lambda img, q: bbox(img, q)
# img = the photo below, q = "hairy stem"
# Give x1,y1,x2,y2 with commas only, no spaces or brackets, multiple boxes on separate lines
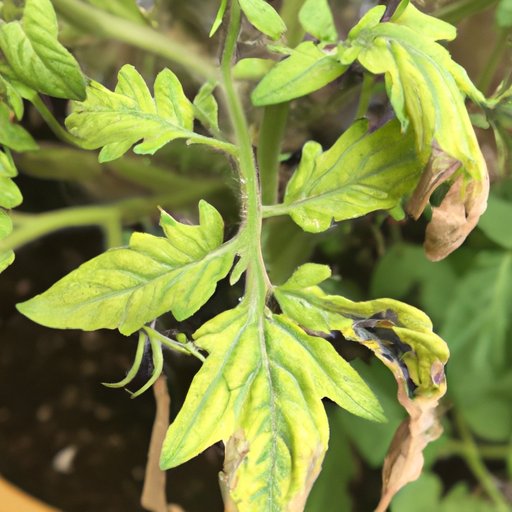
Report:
52,0,217,81
221,1,269,301
257,0,306,205
455,412,510,511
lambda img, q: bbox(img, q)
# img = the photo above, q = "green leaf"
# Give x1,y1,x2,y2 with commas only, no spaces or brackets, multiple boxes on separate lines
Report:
193,81,219,132
0,209,13,239
371,243,457,324
0,75,24,120
210,0,228,36
17,201,236,335
86,0,147,24
0,149,18,178
339,3,486,181
252,41,346,106
0,249,15,273
66,65,196,162
160,304,383,511
299,0,338,42
0,104,38,152
280,119,422,233
478,195,512,249
0,0,86,100
233,58,275,81
497,0,512,28
238,0,287,40
0,177,22,209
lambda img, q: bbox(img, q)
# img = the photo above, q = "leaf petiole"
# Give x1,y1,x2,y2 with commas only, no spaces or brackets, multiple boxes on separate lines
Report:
143,326,206,363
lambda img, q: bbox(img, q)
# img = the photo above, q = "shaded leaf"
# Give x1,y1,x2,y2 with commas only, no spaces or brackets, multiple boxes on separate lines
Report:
0,0,86,100
66,64,195,162
239,0,286,40
0,104,38,152
0,75,24,120
339,4,486,183
161,304,383,511
252,42,346,106
280,119,423,233
17,201,235,335
299,0,338,42
424,172,489,261
497,0,512,28
87,0,147,24
478,195,512,249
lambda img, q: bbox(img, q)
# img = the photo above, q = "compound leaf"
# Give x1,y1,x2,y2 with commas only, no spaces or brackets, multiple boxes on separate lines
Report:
66,64,196,162
252,41,346,106
339,3,486,182
239,0,286,40
160,304,383,511
0,0,86,100
17,201,235,335
280,119,422,233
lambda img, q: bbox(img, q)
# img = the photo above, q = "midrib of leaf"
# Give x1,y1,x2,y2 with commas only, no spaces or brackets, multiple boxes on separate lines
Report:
61,241,233,312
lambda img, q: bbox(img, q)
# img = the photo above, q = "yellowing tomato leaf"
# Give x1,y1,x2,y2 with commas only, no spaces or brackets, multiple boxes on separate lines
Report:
66,64,196,162
339,4,486,183
0,0,86,100
277,119,423,233
160,304,383,511
17,201,236,335
252,41,346,106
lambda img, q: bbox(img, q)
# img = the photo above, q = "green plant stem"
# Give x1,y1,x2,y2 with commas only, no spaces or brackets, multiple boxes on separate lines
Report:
455,412,510,511
478,29,511,95
143,326,206,362
355,73,375,119
29,94,85,147
434,0,498,24
1,194,182,252
441,439,512,460
257,0,306,205
221,1,269,301
51,0,217,81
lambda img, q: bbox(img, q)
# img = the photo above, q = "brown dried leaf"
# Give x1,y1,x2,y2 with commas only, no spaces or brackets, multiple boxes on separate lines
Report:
424,171,489,261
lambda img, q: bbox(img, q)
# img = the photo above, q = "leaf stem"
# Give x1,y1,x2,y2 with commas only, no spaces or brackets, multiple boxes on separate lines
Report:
143,326,206,362
1,193,187,252
434,0,498,24
440,439,512,460
478,28,511,95
355,73,375,119
30,94,86,147
256,0,306,205
455,412,510,511
51,0,218,82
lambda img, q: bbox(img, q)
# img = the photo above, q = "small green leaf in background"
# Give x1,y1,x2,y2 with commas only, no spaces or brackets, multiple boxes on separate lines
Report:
0,0,86,100
440,250,512,442
339,3,486,182
233,58,275,81
17,201,235,335
0,250,15,273
0,210,12,240
0,104,38,152
209,0,228,36
252,41,346,105
280,119,422,233
0,177,22,209
496,0,512,28
66,64,195,162
299,0,338,42
193,80,219,132
0,75,24,120
478,195,512,249
371,243,457,324
238,0,287,40
160,305,383,511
